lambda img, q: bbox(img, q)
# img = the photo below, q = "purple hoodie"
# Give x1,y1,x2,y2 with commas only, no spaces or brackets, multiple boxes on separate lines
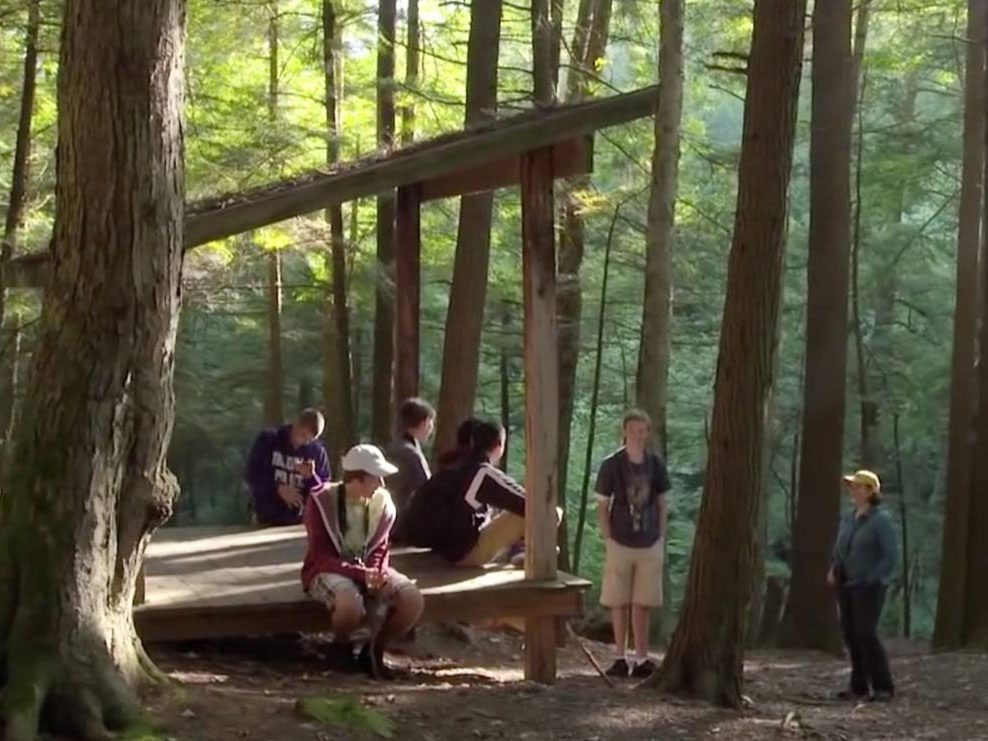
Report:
246,424,331,526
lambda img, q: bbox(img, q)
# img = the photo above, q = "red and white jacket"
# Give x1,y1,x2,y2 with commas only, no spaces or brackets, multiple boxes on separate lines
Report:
301,482,396,591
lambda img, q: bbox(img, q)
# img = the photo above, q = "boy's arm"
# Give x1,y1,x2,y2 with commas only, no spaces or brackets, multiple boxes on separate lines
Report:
246,432,275,495
595,459,613,541
305,444,331,490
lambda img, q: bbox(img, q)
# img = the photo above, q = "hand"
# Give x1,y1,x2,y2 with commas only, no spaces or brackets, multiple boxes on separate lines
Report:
827,566,836,588
365,569,388,593
295,459,316,479
277,483,304,511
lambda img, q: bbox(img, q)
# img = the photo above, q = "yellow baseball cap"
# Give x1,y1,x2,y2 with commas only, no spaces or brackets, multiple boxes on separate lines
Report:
842,469,881,495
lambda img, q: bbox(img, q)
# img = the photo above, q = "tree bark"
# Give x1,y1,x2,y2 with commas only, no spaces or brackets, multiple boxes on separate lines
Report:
264,3,285,426
961,7,988,646
371,0,397,443
401,0,420,147
0,0,185,736
637,0,684,457
556,0,612,571
432,0,503,458
651,0,805,706
322,0,356,469
779,0,854,654
933,0,986,651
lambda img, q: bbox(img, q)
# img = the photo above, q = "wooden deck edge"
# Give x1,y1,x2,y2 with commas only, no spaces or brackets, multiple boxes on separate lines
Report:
135,586,586,643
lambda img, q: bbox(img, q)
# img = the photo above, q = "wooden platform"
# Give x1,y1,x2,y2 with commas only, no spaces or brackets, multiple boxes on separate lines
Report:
134,526,591,643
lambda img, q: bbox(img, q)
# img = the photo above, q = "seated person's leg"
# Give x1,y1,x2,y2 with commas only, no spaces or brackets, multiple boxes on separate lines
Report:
308,573,366,636
377,570,424,646
456,511,526,567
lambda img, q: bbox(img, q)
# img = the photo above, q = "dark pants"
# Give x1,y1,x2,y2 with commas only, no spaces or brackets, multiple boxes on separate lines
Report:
838,584,894,695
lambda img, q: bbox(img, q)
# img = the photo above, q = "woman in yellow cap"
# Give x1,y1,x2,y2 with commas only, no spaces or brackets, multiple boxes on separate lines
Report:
827,470,898,702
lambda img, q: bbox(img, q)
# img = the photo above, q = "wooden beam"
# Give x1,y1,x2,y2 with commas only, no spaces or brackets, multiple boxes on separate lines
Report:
135,581,585,643
10,86,655,288
419,135,592,202
394,185,421,405
520,146,560,684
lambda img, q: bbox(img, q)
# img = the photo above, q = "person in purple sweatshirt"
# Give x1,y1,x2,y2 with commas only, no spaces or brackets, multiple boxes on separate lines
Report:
246,408,332,526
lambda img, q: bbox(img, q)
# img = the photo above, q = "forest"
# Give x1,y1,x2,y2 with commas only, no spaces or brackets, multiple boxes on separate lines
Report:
1,0,988,739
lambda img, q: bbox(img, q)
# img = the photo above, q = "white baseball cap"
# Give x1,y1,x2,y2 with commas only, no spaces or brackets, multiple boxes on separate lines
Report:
341,444,398,478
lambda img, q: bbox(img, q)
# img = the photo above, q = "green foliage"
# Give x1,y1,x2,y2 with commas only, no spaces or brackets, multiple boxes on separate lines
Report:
296,696,395,738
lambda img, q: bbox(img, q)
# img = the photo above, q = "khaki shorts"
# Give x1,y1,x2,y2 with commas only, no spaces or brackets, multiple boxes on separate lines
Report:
600,539,664,608
307,569,417,611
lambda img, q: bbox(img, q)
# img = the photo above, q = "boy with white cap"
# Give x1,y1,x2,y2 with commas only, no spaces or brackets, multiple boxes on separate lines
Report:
301,444,424,679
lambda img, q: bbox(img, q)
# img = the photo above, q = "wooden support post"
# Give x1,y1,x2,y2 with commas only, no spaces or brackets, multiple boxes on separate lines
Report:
520,146,559,684
394,184,421,406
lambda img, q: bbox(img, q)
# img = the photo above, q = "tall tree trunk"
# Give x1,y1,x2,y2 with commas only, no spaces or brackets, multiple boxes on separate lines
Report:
431,0,503,458
531,0,561,105
637,0,684,457
635,0,684,644
556,0,612,571
0,0,185,736
371,0,397,443
0,0,41,449
650,0,805,706
264,3,285,426
779,0,854,653
933,0,986,651
401,0,419,146
322,0,355,469
961,9,988,646
892,412,911,638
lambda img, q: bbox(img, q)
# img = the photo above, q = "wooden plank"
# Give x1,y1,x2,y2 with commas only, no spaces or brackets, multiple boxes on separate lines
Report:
136,584,584,643
520,147,560,684
394,185,421,405
5,86,656,288
419,135,593,202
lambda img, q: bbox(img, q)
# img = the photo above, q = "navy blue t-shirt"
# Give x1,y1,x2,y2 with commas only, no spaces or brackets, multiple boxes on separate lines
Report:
595,448,670,548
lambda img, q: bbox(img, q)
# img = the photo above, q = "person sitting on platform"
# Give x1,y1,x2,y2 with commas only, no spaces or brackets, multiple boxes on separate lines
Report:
302,444,424,679
246,408,331,527
406,420,546,567
435,417,482,472
386,397,436,537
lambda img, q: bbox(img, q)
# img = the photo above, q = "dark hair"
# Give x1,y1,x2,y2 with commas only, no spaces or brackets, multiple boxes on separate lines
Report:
456,418,482,448
296,408,326,437
868,493,881,507
399,397,436,431
470,421,505,456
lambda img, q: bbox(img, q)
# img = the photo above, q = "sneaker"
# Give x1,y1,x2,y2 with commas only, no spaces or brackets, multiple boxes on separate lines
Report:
630,659,656,679
836,689,869,701
604,658,630,678
508,544,525,567
870,690,894,703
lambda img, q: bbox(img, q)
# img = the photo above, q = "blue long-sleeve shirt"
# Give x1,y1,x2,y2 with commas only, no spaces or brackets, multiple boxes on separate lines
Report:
246,425,331,526
831,504,899,587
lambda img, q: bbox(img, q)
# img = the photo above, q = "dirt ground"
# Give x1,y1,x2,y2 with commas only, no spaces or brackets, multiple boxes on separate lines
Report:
124,628,988,741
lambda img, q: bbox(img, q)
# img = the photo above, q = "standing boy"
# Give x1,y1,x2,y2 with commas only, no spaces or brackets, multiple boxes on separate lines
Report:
595,409,671,679
246,408,331,526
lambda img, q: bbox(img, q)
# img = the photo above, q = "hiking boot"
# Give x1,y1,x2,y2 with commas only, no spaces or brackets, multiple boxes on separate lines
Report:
507,544,561,568
630,659,656,679
870,690,894,703
604,658,630,678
